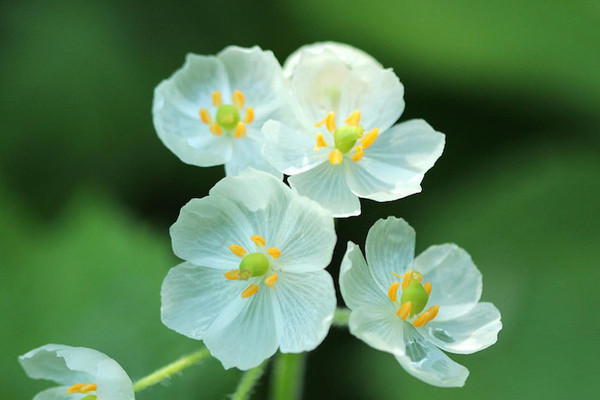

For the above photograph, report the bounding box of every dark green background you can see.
[1,1,598,398]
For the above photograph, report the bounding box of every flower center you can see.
[387,270,439,328]
[224,234,281,298]
[67,383,97,399]
[313,110,379,165]
[198,90,255,138]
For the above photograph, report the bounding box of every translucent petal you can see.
[348,304,405,355]
[339,242,388,310]
[261,120,329,175]
[161,262,249,340]
[224,136,282,178]
[365,217,415,292]
[284,42,382,78]
[422,302,502,354]
[33,387,74,400]
[288,161,360,218]
[346,119,445,201]
[413,244,483,321]
[218,46,293,125]
[202,281,280,370]
[273,270,336,352]
[395,324,469,387]
[338,66,405,133]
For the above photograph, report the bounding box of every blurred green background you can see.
[1,0,599,398]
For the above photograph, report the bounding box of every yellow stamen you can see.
[210,123,223,136]
[266,247,281,259]
[388,281,400,302]
[241,283,259,298]
[344,110,361,126]
[392,271,403,278]
[212,91,222,107]
[352,146,364,162]
[397,301,412,320]
[315,112,336,132]
[265,274,278,288]
[67,383,97,394]
[251,235,266,247]
[199,108,212,124]
[329,149,343,165]
[244,107,255,123]
[314,133,327,151]
[232,90,245,109]
[426,305,439,322]
[423,282,432,295]
[224,270,240,280]
[360,128,379,149]
[401,269,413,290]
[234,122,246,138]
[229,244,247,257]
[413,312,429,328]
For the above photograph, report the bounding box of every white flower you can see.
[153,46,293,177]
[283,41,382,79]
[19,344,134,400]
[262,44,445,217]
[161,169,337,370]
[339,217,501,387]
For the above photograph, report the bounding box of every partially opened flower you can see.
[262,45,445,217]
[161,169,337,370]
[19,344,134,400]
[340,217,501,387]
[153,46,292,176]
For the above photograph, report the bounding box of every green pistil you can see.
[239,252,269,277]
[400,280,429,317]
[216,104,240,131]
[334,125,364,153]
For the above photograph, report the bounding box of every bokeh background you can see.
[1,1,599,399]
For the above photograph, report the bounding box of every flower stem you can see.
[231,361,268,400]
[333,307,350,327]
[269,353,306,400]
[132,348,211,393]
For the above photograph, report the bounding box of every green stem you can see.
[231,361,268,400]
[132,348,211,393]
[269,353,306,400]
[332,307,350,327]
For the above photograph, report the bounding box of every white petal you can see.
[288,162,360,218]
[422,302,502,354]
[347,119,445,201]
[273,270,336,353]
[365,217,415,292]
[161,262,248,340]
[152,54,233,167]
[395,324,469,387]
[348,303,405,355]
[338,66,405,133]
[218,46,293,125]
[224,135,282,178]
[33,387,73,400]
[413,244,483,321]
[261,120,328,175]
[268,193,336,273]
[202,282,280,370]
[283,42,382,78]
[339,242,388,310]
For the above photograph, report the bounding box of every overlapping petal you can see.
[339,242,388,309]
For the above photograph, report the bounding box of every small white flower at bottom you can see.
[19,344,134,400]
[339,217,501,387]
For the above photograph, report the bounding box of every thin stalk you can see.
[230,361,268,400]
[332,307,350,327]
[132,348,211,392]
[269,353,306,400]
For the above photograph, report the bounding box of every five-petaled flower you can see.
[339,217,501,387]
[262,42,445,217]
[153,45,293,177]
[161,169,337,370]
[19,344,134,400]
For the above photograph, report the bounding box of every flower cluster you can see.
[20,42,501,398]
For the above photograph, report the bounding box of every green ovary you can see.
[239,252,269,277]
[400,280,429,317]
[334,125,364,153]
[216,105,240,131]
